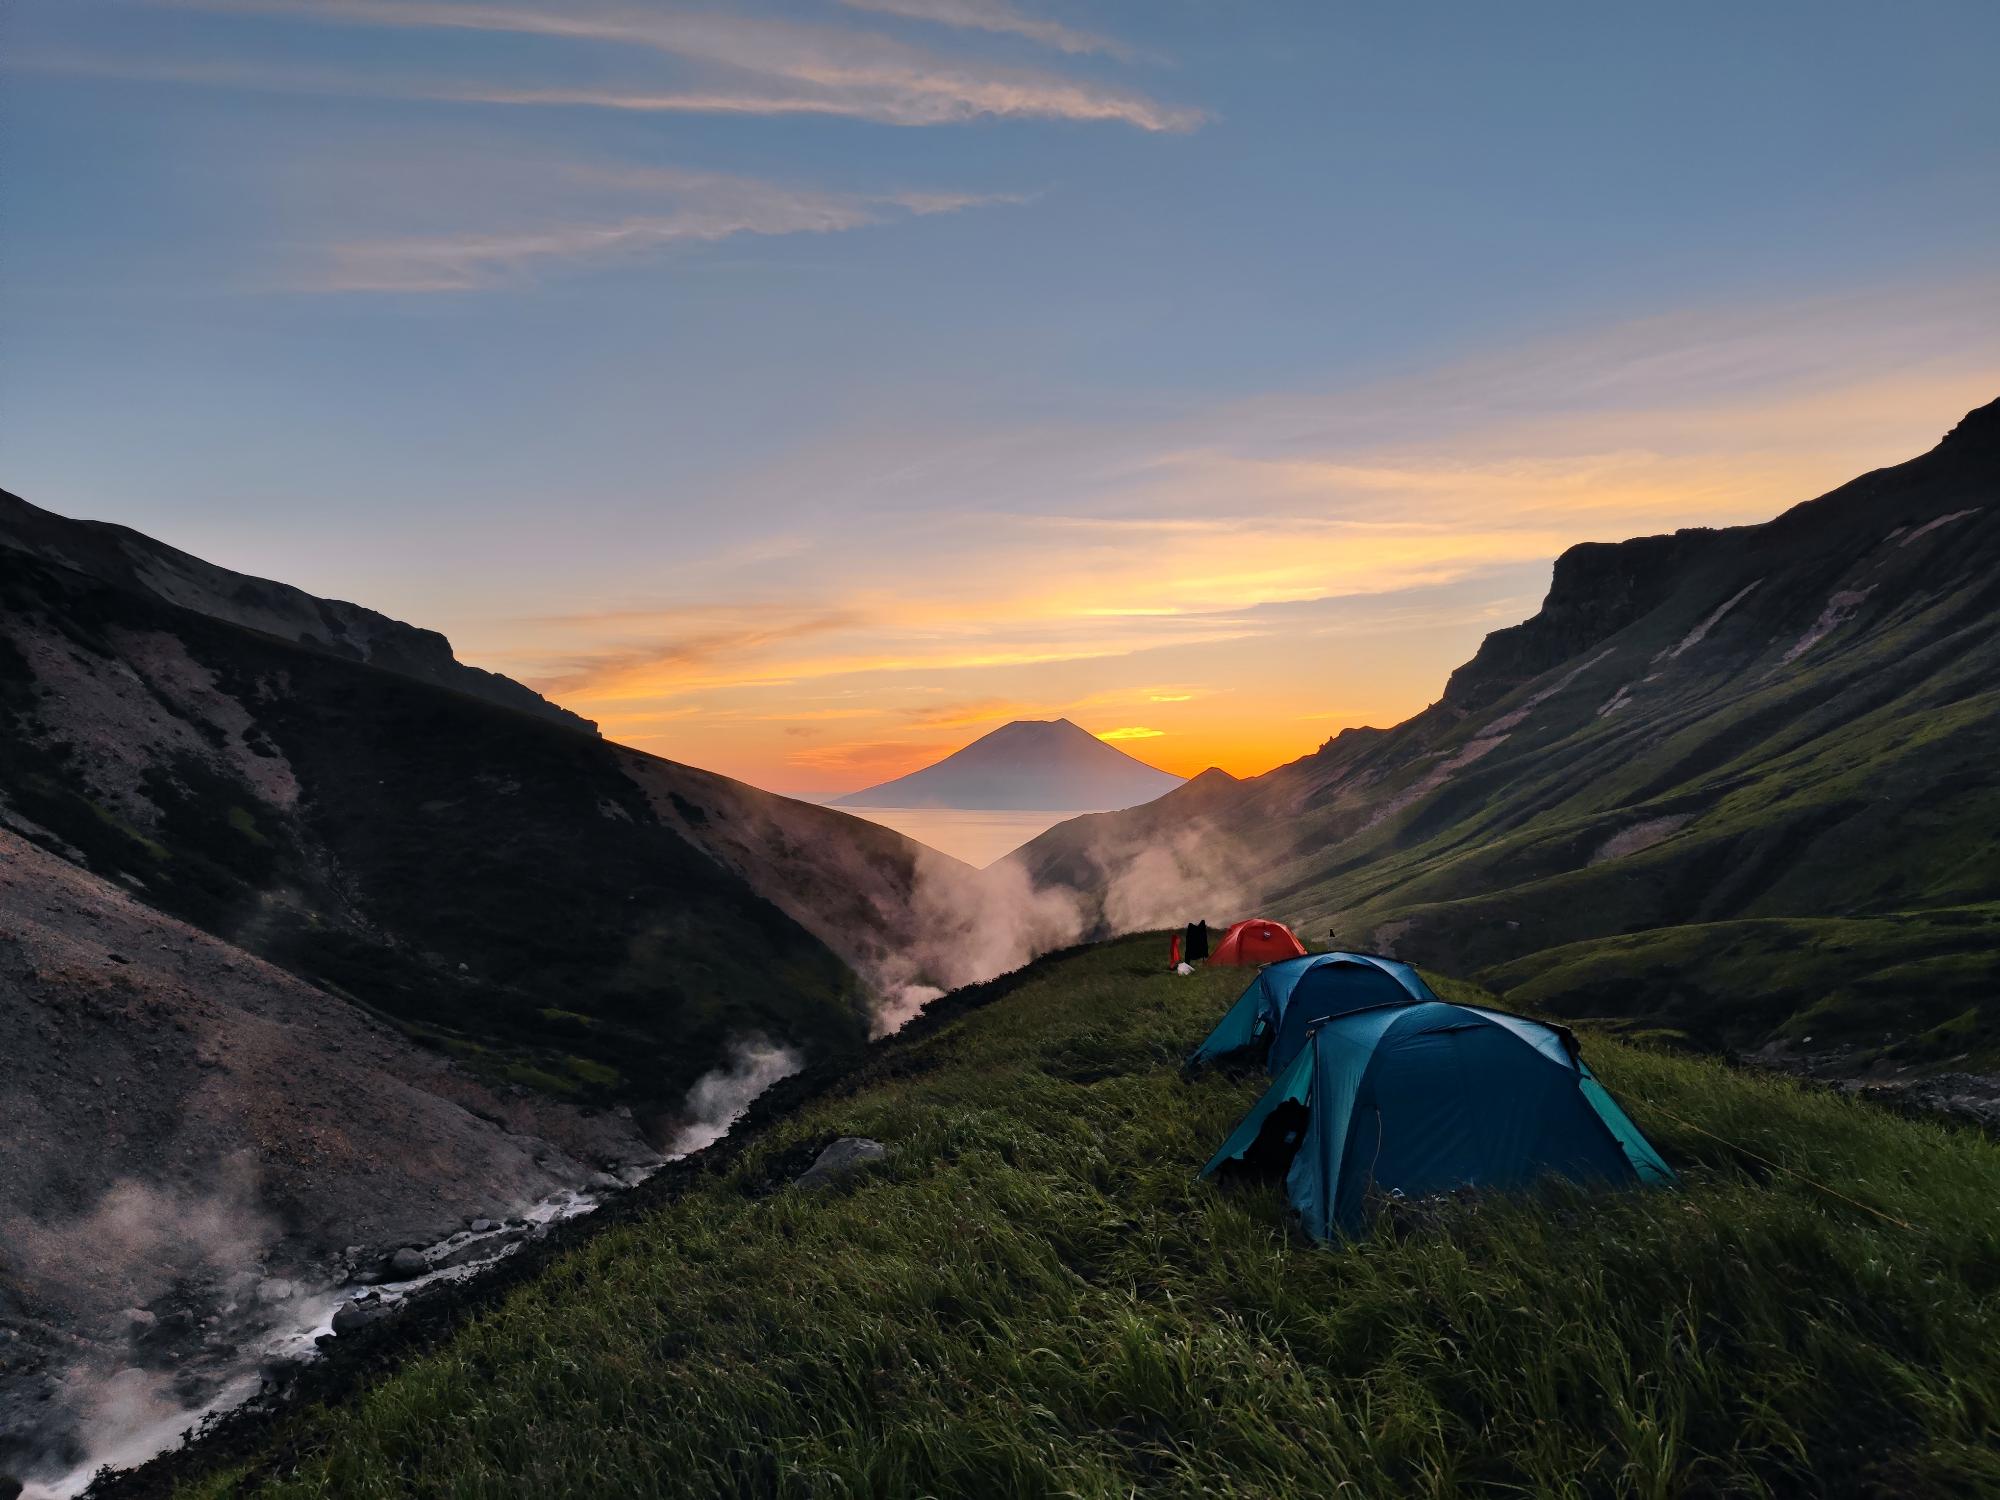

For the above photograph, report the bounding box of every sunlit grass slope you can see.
[189,937,2000,1498]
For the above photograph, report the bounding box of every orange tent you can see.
[1207,919,1308,967]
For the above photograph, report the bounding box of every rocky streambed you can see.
[0,828,679,1497]
[9,1169,658,1500]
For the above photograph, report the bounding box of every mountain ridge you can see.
[0,488,595,734]
[1014,396,2000,1064]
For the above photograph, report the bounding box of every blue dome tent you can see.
[1200,1000,1675,1240]
[1185,952,1438,1074]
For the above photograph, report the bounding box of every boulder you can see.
[796,1137,888,1191]
[331,1293,399,1336]
[385,1247,428,1280]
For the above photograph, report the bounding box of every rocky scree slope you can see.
[1014,397,2000,1064]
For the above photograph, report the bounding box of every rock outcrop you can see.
[796,1138,889,1191]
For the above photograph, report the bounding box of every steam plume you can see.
[665,1039,804,1158]
[866,848,1087,1032]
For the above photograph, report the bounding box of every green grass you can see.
[177,936,2000,1498]
[1480,905,2000,1062]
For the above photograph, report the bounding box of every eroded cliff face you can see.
[1441,530,1722,713]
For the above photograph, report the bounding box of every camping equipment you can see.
[1207,919,1308,967]
[1186,951,1436,1074]
[1200,1000,1674,1239]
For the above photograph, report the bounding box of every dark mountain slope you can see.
[0,488,593,733]
[621,750,953,991]
[0,496,992,1486]
[833,717,1184,811]
[0,526,954,1117]
[1014,397,2000,1060]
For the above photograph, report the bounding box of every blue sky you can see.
[6,0,1999,791]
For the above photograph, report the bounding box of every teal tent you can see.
[1201,1000,1674,1239]
[1185,952,1438,1075]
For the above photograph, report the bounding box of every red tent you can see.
[1207,919,1308,967]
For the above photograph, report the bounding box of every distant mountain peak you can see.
[991,716,1086,736]
[833,718,1183,812]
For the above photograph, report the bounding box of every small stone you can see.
[469,1218,498,1234]
[124,1308,158,1332]
[796,1137,889,1192]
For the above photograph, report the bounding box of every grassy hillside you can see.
[1480,904,2000,1066]
[151,937,2000,1498]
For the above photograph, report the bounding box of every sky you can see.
[5,1,1999,797]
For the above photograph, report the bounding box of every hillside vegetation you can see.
[154,937,2000,1499]
[1016,398,2000,1069]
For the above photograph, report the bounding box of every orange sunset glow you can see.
[466,342,1999,795]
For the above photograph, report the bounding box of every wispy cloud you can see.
[534,608,866,696]
[314,165,1015,290]
[901,697,1048,728]
[782,737,957,775]
[138,0,1203,129]
[1097,725,1163,740]
[837,0,1138,60]
[522,612,1268,708]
